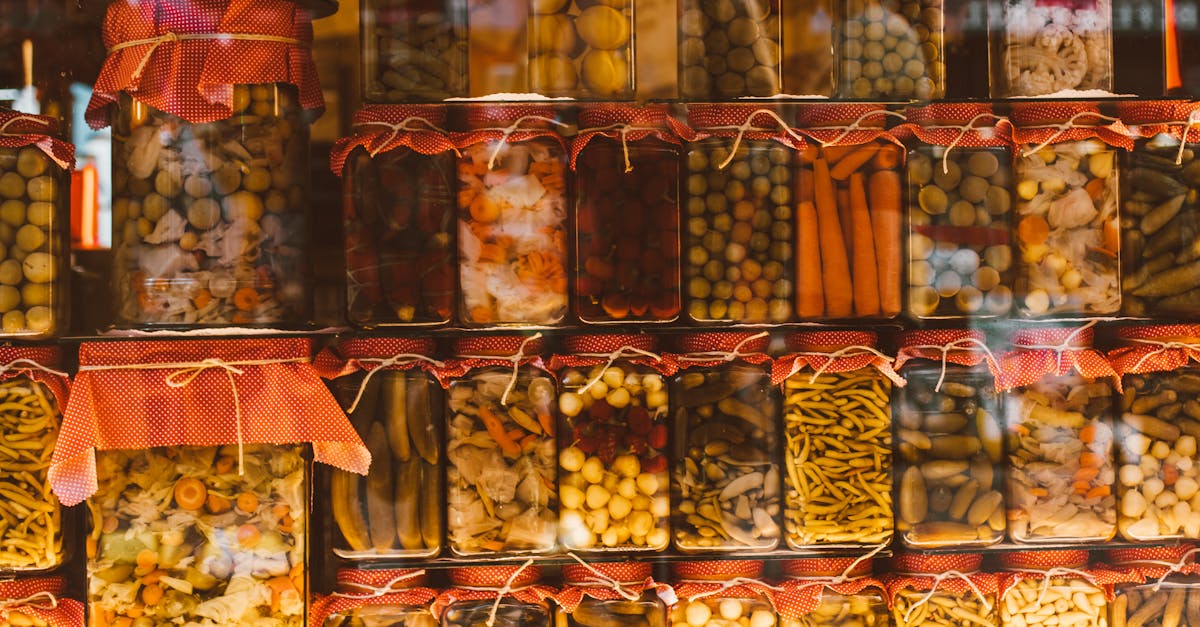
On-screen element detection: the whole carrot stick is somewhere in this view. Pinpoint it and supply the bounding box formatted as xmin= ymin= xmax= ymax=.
xmin=849 ymin=172 xmax=880 ymax=317
xmin=829 ymin=144 xmax=881 ymax=180
xmin=797 ymin=166 xmax=814 ymax=203
xmin=813 ymin=158 xmax=853 ymax=317
xmin=870 ymin=169 xmax=903 ymax=316
xmin=837 ymin=186 xmax=853 ymax=261
xmin=796 ymin=200 xmax=824 ymax=318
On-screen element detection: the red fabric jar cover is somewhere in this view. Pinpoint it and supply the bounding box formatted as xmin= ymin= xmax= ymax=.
xmin=570 ymin=104 xmax=690 ymax=170
xmin=997 ymin=550 xmax=1136 ymax=601
xmin=686 ymin=105 xmax=807 ymax=151
xmin=0 ymin=110 xmax=75 ymax=170
xmin=771 ymin=331 xmax=904 ymax=386
xmin=315 ymin=336 xmax=446 ymax=392
xmin=431 ymin=565 xmax=557 ymax=619
xmin=452 ymin=105 xmax=567 ymax=152
xmin=309 ymin=569 xmax=438 ymax=627
xmin=892 ymin=103 xmax=1014 ymax=147
xmin=548 ymin=334 xmax=677 ymax=376
xmin=330 ymin=105 xmax=458 ymax=175
xmin=48 ymin=338 xmax=370 ymax=506
xmin=1106 ymin=545 xmax=1200 ymax=581
xmin=1108 ymin=324 xmax=1200 ymax=377
xmin=775 ymin=558 xmax=884 ymax=620
xmin=671 ymin=561 xmax=779 ymax=604
xmin=0 ymin=577 xmax=84 ymax=627
xmin=1116 ymin=100 xmax=1200 ymax=140
xmin=796 ymin=103 xmax=904 ymax=149
xmin=441 ymin=334 xmax=547 ymax=378
xmin=893 ymin=329 xmax=1000 ymax=378
xmin=556 ymin=561 xmax=675 ymax=613
xmin=0 ymin=346 xmax=71 ymax=411
xmin=669 ymin=331 xmax=772 ymax=370
xmin=884 ymin=553 xmax=998 ymax=611
xmin=86 ymin=0 xmax=324 ymax=128
xmin=1010 ymin=102 xmax=1134 ymax=151
xmin=996 ymin=325 xmax=1118 ymax=392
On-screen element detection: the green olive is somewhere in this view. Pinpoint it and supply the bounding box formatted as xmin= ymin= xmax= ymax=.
xmin=959 ymin=175 xmax=989 ymax=203
xmin=948 ymin=200 xmax=976 ymax=227
xmin=918 ymin=186 xmax=949 ymax=214
xmin=985 ymin=186 xmax=1011 ymax=216
xmin=932 ymin=159 xmax=961 ymax=189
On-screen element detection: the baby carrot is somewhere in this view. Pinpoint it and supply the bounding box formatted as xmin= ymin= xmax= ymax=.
xmin=813 ymin=159 xmax=853 ymax=317
xmin=849 ymin=173 xmax=880 ymax=317
xmin=478 ymin=405 xmax=522 ymax=457
xmin=837 ymin=186 xmax=853 ymax=261
xmin=796 ymin=200 xmax=824 ymax=318
xmin=829 ymin=144 xmax=880 ymax=180
xmin=822 ymin=144 xmax=858 ymax=166
xmin=872 ymin=143 xmax=903 ymax=169
xmin=868 ymin=169 xmax=902 ymax=316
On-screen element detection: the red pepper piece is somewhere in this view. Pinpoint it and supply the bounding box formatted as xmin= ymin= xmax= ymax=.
xmin=648 ymin=424 xmax=668 ymax=450
xmin=627 ymin=406 xmax=652 ymax=435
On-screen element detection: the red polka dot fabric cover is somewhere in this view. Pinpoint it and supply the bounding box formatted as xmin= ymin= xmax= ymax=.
xmin=329 ymin=105 xmax=458 ymax=176
xmin=314 ymin=337 xmax=446 ymax=385
xmin=451 ymin=105 xmax=566 ymax=152
xmin=997 ymin=550 xmax=1137 ymax=601
xmin=556 ymin=561 xmax=674 ymax=613
xmin=996 ymin=326 xmax=1118 ymax=392
xmin=0 ymin=111 xmax=75 ymax=171
xmin=771 ymin=331 xmax=904 ymax=386
xmin=775 ymin=558 xmax=884 ymax=620
xmin=1106 ymin=544 xmax=1200 ymax=580
xmin=1010 ymin=102 xmax=1134 ymax=151
xmin=668 ymin=332 xmax=772 ymax=370
xmin=0 ymin=577 xmax=83 ymax=627
xmin=796 ymin=103 xmax=902 ymax=148
xmin=891 ymin=103 xmax=1014 ymax=148
xmin=47 ymin=338 xmax=370 ymax=506
xmin=893 ymin=329 xmax=999 ymax=378
xmin=883 ymin=553 xmax=998 ymax=604
xmin=671 ymin=561 xmax=778 ymax=605
xmin=548 ymin=334 xmax=678 ymax=376
xmin=309 ymin=569 xmax=438 ymax=627
xmin=1116 ymin=100 xmax=1200 ymax=140
xmin=440 ymin=335 xmax=548 ymax=381
xmin=570 ymin=104 xmax=689 ymax=169
xmin=0 ymin=346 xmax=70 ymax=410
xmin=686 ymin=105 xmax=807 ymax=151
xmin=431 ymin=566 xmax=557 ymax=619
xmin=86 ymin=0 xmax=323 ymax=128
xmin=1107 ymin=324 xmax=1200 ymax=376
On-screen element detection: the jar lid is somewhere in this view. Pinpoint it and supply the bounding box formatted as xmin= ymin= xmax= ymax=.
xmin=336 ymin=568 xmax=428 ymax=591
xmin=1000 ymin=550 xmax=1089 ymax=570
xmin=1009 ymin=326 xmax=1094 ymax=350
xmin=450 ymin=565 xmax=543 ymax=588
xmin=903 ymin=102 xmax=996 ymax=126
xmin=1116 ymin=100 xmax=1200 ymax=125
xmin=336 ymin=337 xmax=437 ymax=359
xmin=687 ymin=104 xmax=792 ymax=131
xmin=354 ymin=104 xmax=448 ymax=128
xmin=785 ymin=330 xmax=878 ymax=352
xmin=898 ymin=329 xmax=985 ymax=350
xmin=892 ymin=553 xmax=983 ymax=575
xmin=563 ymin=561 xmax=652 ymax=585
xmin=678 ymin=332 xmax=769 ymax=354
xmin=674 ymin=560 xmax=763 ymax=580
xmin=1107 ymin=544 xmax=1197 ymax=565
xmin=466 ymin=104 xmax=561 ymax=128
xmin=453 ymin=335 xmax=545 ymax=357
xmin=1116 ymin=324 xmax=1200 ymax=345
xmin=578 ymin=104 xmax=673 ymax=130
xmin=783 ymin=557 xmax=873 ymax=579
xmin=1010 ymin=101 xmax=1102 ymax=126
xmin=796 ymin=103 xmax=891 ymax=128
xmin=565 ymin=334 xmax=657 ymax=355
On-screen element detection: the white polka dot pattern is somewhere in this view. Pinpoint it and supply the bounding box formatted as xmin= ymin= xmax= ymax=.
xmin=891 ymin=103 xmax=1014 ymax=148
xmin=686 ymin=104 xmax=806 ymax=151
xmin=0 ymin=577 xmax=84 ymax=627
xmin=311 ymin=569 xmax=438 ymax=627
xmin=772 ymin=331 xmax=903 ymax=386
xmin=882 ymin=554 xmax=997 ymax=607
xmin=996 ymin=551 xmax=1136 ymax=601
xmin=1010 ymin=102 xmax=1134 ymax=151
xmin=431 ymin=567 xmax=556 ymax=619
xmin=1117 ymin=100 xmax=1200 ymax=141
xmin=1109 ymin=324 xmax=1200 ymax=376
xmin=557 ymin=562 xmax=671 ymax=613
xmin=330 ymin=105 xmax=458 ymax=176
xmin=997 ymin=326 xmax=1117 ymax=391
xmin=313 ymin=338 xmax=442 ymax=382
xmin=0 ymin=111 xmax=75 ymax=170
xmin=548 ymin=334 xmax=678 ymax=376
xmin=796 ymin=104 xmax=902 ymax=148
xmin=452 ymin=105 xmax=566 ymax=152
xmin=893 ymin=329 xmax=998 ymax=378
xmin=570 ymin=104 xmax=685 ymax=169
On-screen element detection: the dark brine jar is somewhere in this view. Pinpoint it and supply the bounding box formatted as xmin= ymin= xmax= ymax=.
xmin=1116 ymin=101 xmax=1200 ymax=317
xmin=314 ymin=568 xmax=438 ymax=627
xmin=556 ymin=562 xmax=668 ymax=627
xmin=529 ymin=0 xmax=634 ymax=98
xmin=572 ymin=105 xmax=682 ymax=323
xmin=435 ymin=566 xmax=555 ymax=627
xmin=1107 ymin=546 xmax=1200 ymax=627
xmin=892 ymin=330 xmax=1006 ymax=548
xmin=454 ymin=106 xmax=568 ymax=326
xmin=332 ymin=106 xmax=456 ymax=327
xmin=90 ymin=0 xmax=322 ymax=327
xmin=362 ymin=0 xmax=468 ymax=101
xmin=0 ymin=110 xmax=72 ymax=338
xmin=895 ymin=104 xmax=1015 ymax=320
xmin=834 ymin=0 xmax=945 ymax=99
xmin=678 ymin=0 xmax=783 ymax=99
xmin=683 ymin=106 xmax=798 ymax=324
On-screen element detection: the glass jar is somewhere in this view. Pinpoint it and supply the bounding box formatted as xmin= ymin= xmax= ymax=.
xmin=573 ymin=106 xmax=681 ymax=324
xmin=782 ymin=0 xmax=833 ymax=97
xmin=670 ymin=562 xmax=778 ymax=627
xmin=683 ymin=107 xmax=796 ymax=324
xmin=677 ymin=1 xmax=782 ymax=99
xmin=0 ymin=111 xmax=70 ymax=339
xmin=903 ymin=106 xmax=1014 ymax=319
xmin=445 ymin=337 xmax=557 ymax=555
xmin=779 ymin=331 xmax=894 ymax=548
xmin=88 ymin=444 xmax=307 ymax=626
xmin=894 ymin=331 xmax=1005 ymax=548
xmin=338 ymin=107 xmax=457 ymax=327
xmin=1117 ymin=102 xmax=1200 ymax=317
xmin=456 ymin=107 xmax=568 ymax=326
xmin=467 ymin=1 xmax=527 ymax=96
xmin=888 ymin=554 xmax=997 ymax=627
xmin=834 ymin=0 xmax=945 ymax=99
xmin=998 ymin=552 xmax=1107 ymax=627
xmin=778 ymin=559 xmax=888 ymax=627
xmin=440 ymin=566 xmax=552 ymax=627
xmin=361 ymin=0 xmax=469 ymax=101
xmin=319 ymin=569 xmax=438 ymax=627
xmin=111 ymin=86 xmax=311 ymax=326
xmin=795 ymin=105 xmax=903 ymax=321
xmin=1108 ymin=547 xmax=1200 ymax=627
xmin=558 ymin=562 xmax=667 ymax=627
xmin=670 ymin=333 xmax=780 ymax=552
xmin=324 ymin=339 xmax=444 ymax=559
xmin=555 ymin=335 xmax=671 ymax=552
xmin=529 ymin=0 xmax=634 ymax=98
xmin=1002 ymin=328 xmax=1117 ymax=544
xmin=991 ymin=0 xmax=1113 ymax=97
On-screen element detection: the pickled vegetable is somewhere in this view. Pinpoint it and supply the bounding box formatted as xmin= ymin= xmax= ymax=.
xmin=670 ymin=598 xmax=776 ymax=627
xmin=565 ymin=598 xmax=665 ymax=627
xmin=780 ymin=592 xmax=887 ymax=627
xmin=678 ymin=0 xmax=782 ymax=99
xmin=835 ymin=0 xmax=944 ymax=99
xmin=892 ymin=588 xmax=996 ymax=627
xmin=0 ymin=378 xmax=63 ymax=571
xmin=443 ymin=600 xmax=550 ymax=627
xmin=325 ymin=605 xmax=438 ymax=627
xmin=0 ymin=146 xmax=66 ymax=337
xmin=1111 ymin=585 xmax=1200 ymax=627
xmin=529 ymin=0 xmax=634 ymax=98
xmin=363 ymin=0 xmax=468 ymax=101
xmin=1000 ymin=578 xmax=1105 ymax=627
xmin=994 ymin=0 xmax=1113 ymax=97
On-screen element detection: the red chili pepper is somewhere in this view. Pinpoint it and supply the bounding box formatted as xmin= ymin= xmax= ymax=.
xmin=625 ymin=434 xmax=648 ymax=456
xmin=627 ymin=406 xmax=652 ymax=435
xmin=598 ymin=429 xmax=619 ymax=465
xmin=642 ymin=453 xmax=667 ymax=473
xmin=591 ymin=399 xmax=614 ymax=420
xmin=913 ymin=224 xmax=1010 ymax=247
xmin=648 ymin=424 xmax=668 ymax=450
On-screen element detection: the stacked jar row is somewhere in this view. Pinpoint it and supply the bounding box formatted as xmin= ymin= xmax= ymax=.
xmin=320 ymin=325 xmax=1200 ymax=562
xmin=336 ymin=101 xmax=1200 ymax=331
xmin=362 ymin=0 xmax=1117 ymax=101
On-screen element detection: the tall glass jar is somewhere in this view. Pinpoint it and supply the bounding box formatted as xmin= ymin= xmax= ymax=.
xmin=776 ymin=331 xmax=896 ymax=549
xmin=454 ymin=106 xmax=568 ymax=326
xmin=1116 ymin=101 xmax=1200 ymax=317
xmin=682 ymin=106 xmax=797 ymax=324
xmin=437 ymin=566 xmax=554 ymax=627
xmin=897 ymin=104 xmax=1015 ymax=320
xmin=887 ymin=554 xmax=998 ymax=627
xmin=444 ymin=336 xmax=557 ymax=556
xmin=670 ymin=561 xmax=779 ymax=627
xmin=0 ymin=110 xmax=71 ymax=338
xmin=834 ymin=0 xmax=945 ymax=99
xmin=315 ymin=569 xmax=438 ymax=627
xmin=1009 ymin=103 xmax=1126 ymax=317
xmin=1107 ymin=547 xmax=1200 ymax=627
xmin=795 ymin=104 xmax=903 ymax=321
xmin=468 ymin=1 xmax=528 ymax=96
xmin=553 ymin=334 xmax=672 ymax=552
xmin=1000 ymin=326 xmax=1118 ymax=544
xmin=991 ymin=0 xmax=1113 ymax=97
xmin=678 ymin=1 xmax=782 ymax=99
xmin=893 ymin=330 xmax=1005 ymax=548
xmin=362 ymin=0 xmax=469 ymax=101
xmin=319 ymin=338 xmax=444 ymax=559
xmin=776 ymin=558 xmax=888 ymax=627
xmin=783 ymin=0 xmax=833 ymax=97
xmin=997 ymin=551 xmax=1108 ymax=627
xmin=529 ymin=0 xmax=634 ymax=98
xmin=557 ymin=562 xmax=668 ymax=627
xmin=669 ymin=332 xmax=780 ymax=552
xmin=334 ymin=106 xmax=457 ymax=327
xmin=573 ymin=105 xmax=681 ymax=324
